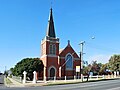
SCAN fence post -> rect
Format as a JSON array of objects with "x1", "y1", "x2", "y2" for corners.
[
  {"x1": 54, "y1": 76, "x2": 56, "y2": 82},
  {"x1": 108, "y1": 74, "x2": 110, "y2": 79},
  {"x1": 114, "y1": 71, "x2": 116, "y2": 78},
  {"x1": 23, "y1": 71, "x2": 27, "y2": 84},
  {"x1": 44, "y1": 76, "x2": 47, "y2": 83},
  {"x1": 89, "y1": 75, "x2": 92, "y2": 80},
  {"x1": 102, "y1": 75, "x2": 105, "y2": 79},
  {"x1": 64, "y1": 76, "x2": 66, "y2": 82},
  {"x1": 74, "y1": 75, "x2": 76, "y2": 80},
  {"x1": 33, "y1": 71, "x2": 37, "y2": 84},
  {"x1": 97, "y1": 75, "x2": 99, "y2": 80},
  {"x1": 20, "y1": 77, "x2": 22, "y2": 83},
  {"x1": 117, "y1": 71, "x2": 119, "y2": 76}
]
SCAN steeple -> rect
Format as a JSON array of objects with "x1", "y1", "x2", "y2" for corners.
[
  {"x1": 46, "y1": 8, "x2": 56, "y2": 38},
  {"x1": 67, "y1": 40, "x2": 71, "y2": 47}
]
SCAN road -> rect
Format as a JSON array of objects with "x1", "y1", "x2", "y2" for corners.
[
  {"x1": 0, "y1": 75, "x2": 4, "y2": 84},
  {"x1": 0, "y1": 79, "x2": 120, "y2": 90},
  {"x1": 0, "y1": 75, "x2": 5, "y2": 89}
]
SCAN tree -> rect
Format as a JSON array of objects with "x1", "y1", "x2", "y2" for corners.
[
  {"x1": 83, "y1": 61, "x2": 103, "y2": 75},
  {"x1": 99, "y1": 63, "x2": 109, "y2": 75},
  {"x1": 83, "y1": 66, "x2": 89, "y2": 75},
  {"x1": 108, "y1": 54, "x2": 120, "y2": 72},
  {"x1": 89, "y1": 61, "x2": 102, "y2": 75},
  {"x1": 12, "y1": 58, "x2": 44, "y2": 80}
]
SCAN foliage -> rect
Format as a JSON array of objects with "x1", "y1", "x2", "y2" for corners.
[
  {"x1": 10, "y1": 68, "x2": 14, "y2": 73},
  {"x1": 99, "y1": 63, "x2": 109, "y2": 75},
  {"x1": 83, "y1": 54, "x2": 120, "y2": 75},
  {"x1": 83, "y1": 66, "x2": 89, "y2": 75},
  {"x1": 83, "y1": 61, "x2": 103, "y2": 75},
  {"x1": 108, "y1": 54, "x2": 120, "y2": 71},
  {"x1": 4, "y1": 71, "x2": 8, "y2": 76},
  {"x1": 12, "y1": 58, "x2": 44, "y2": 80},
  {"x1": 91, "y1": 61, "x2": 102, "y2": 75}
]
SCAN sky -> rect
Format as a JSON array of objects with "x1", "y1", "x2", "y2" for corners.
[{"x1": 0, "y1": 0, "x2": 120, "y2": 73}]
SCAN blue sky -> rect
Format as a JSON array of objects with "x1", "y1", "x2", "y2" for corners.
[{"x1": 0, "y1": 0, "x2": 120, "y2": 73}]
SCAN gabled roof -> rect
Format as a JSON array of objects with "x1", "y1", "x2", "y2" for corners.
[{"x1": 59, "y1": 41, "x2": 79, "y2": 58}]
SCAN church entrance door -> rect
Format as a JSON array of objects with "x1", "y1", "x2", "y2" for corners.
[{"x1": 50, "y1": 68, "x2": 55, "y2": 79}]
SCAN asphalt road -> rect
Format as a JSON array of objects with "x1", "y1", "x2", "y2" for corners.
[
  {"x1": 0, "y1": 79, "x2": 120, "y2": 90},
  {"x1": 0, "y1": 75, "x2": 5, "y2": 89},
  {"x1": 0, "y1": 75, "x2": 4, "y2": 84}
]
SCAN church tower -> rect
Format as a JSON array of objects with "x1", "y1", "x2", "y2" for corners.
[{"x1": 41, "y1": 8, "x2": 59, "y2": 80}]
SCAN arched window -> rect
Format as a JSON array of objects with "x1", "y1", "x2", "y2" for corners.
[
  {"x1": 49, "y1": 44, "x2": 56, "y2": 55},
  {"x1": 52, "y1": 44, "x2": 56, "y2": 54},
  {"x1": 65, "y1": 53, "x2": 73, "y2": 70},
  {"x1": 49, "y1": 44, "x2": 53, "y2": 54}
]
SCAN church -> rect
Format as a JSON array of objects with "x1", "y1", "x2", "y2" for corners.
[{"x1": 39, "y1": 8, "x2": 81, "y2": 80}]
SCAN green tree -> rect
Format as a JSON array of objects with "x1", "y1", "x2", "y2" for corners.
[
  {"x1": 99, "y1": 63, "x2": 108, "y2": 75},
  {"x1": 83, "y1": 61, "x2": 103, "y2": 75},
  {"x1": 90, "y1": 61, "x2": 102, "y2": 75},
  {"x1": 108, "y1": 54, "x2": 120, "y2": 72},
  {"x1": 83, "y1": 66, "x2": 89, "y2": 75},
  {"x1": 12, "y1": 58, "x2": 44, "y2": 80}
]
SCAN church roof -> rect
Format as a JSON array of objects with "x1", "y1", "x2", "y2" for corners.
[
  {"x1": 46, "y1": 8, "x2": 56, "y2": 38},
  {"x1": 59, "y1": 41, "x2": 80, "y2": 59}
]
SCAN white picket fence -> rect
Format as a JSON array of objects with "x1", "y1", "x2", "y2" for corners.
[
  {"x1": 11, "y1": 74, "x2": 120, "y2": 84},
  {"x1": 83, "y1": 75, "x2": 104, "y2": 81},
  {"x1": 83, "y1": 74, "x2": 120, "y2": 81}
]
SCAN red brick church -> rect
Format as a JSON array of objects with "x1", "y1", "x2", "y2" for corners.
[{"x1": 40, "y1": 8, "x2": 81, "y2": 80}]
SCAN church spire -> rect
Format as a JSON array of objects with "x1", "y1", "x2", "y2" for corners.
[{"x1": 46, "y1": 8, "x2": 56, "y2": 38}]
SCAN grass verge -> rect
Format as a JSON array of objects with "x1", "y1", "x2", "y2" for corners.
[
  {"x1": 5, "y1": 78, "x2": 13, "y2": 85},
  {"x1": 44, "y1": 81, "x2": 82, "y2": 86}
]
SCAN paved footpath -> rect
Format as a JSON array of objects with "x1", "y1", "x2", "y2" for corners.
[{"x1": 6, "y1": 77, "x2": 25, "y2": 87}]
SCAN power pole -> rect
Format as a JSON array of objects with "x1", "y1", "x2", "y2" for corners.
[{"x1": 80, "y1": 41, "x2": 85, "y2": 82}]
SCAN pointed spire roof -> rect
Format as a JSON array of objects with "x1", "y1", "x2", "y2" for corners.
[
  {"x1": 46, "y1": 8, "x2": 56, "y2": 38},
  {"x1": 67, "y1": 40, "x2": 71, "y2": 47}
]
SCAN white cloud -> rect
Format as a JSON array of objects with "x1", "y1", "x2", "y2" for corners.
[{"x1": 87, "y1": 54, "x2": 111, "y2": 64}]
